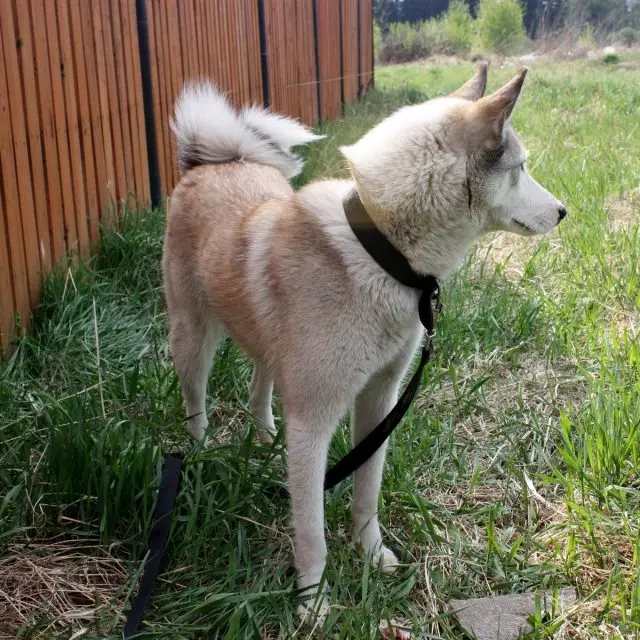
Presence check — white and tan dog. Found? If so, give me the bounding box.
[163,65,566,619]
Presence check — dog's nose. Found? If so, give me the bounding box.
[558,206,567,221]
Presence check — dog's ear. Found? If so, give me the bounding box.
[467,68,528,149]
[451,63,488,101]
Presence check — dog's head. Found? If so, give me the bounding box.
[341,65,566,253]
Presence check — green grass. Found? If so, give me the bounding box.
[2,56,640,638]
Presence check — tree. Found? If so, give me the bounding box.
[402,0,450,22]
[477,0,526,52]
[568,0,630,31]
[373,0,402,31]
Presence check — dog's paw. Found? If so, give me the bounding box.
[296,595,330,625]
[372,545,400,574]
[187,421,210,447]
[258,427,277,445]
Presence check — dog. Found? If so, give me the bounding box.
[162,64,566,620]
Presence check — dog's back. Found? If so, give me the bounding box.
[163,84,323,366]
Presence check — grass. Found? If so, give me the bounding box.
[1,55,640,638]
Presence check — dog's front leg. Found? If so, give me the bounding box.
[352,332,420,572]
[286,415,333,622]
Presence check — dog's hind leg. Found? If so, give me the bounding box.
[249,362,277,444]
[351,329,421,572]
[170,310,224,443]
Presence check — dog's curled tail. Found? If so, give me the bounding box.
[171,81,324,179]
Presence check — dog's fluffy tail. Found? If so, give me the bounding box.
[171,81,324,179]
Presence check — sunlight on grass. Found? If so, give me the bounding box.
[1,57,639,638]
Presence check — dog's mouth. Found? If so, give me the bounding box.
[513,219,536,234]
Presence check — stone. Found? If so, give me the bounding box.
[449,588,577,640]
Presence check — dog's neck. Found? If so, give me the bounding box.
[345,188,479,281]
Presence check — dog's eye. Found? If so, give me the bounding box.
[520,163,525,172]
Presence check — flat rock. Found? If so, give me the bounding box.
[449,588,577,640]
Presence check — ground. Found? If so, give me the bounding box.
[1,54,639,639]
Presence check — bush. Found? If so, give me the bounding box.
[618,27,638,47]
[603,50,620,64]
[378,22,433,63]
[419,19,443,53]
[375,2,476,64]
[578,23,597,48]
[443,0,474,53]
[374,22,382,58]
[476,0,525,54]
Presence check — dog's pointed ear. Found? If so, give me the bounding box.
[451,63,488,101]
[467,67,527,149]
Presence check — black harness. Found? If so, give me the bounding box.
[124,188,440,636]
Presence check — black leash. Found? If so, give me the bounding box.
[324,188,440,489]
[123,188,439,634]
[123,454,182,638]
[324,332,434,489]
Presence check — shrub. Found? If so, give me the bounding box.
[378,22,432,63]
[374,22,382,58]
[603,50,620,64]
[618,27,638,47]
[443,0,475,53]
[420,19,443,54]
[476,0,525,54]
[578,23,597,48]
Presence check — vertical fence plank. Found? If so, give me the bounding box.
[109,0,137,204]
[68,0,100,247]
[78,0,109,226]
[13,0,52,273]
[218,1,232,96]
[119,0,146,203]
[147,0,168,194]
[90,0,118,217]
[45,0,80,254]
[1,0,41,307]
[128,0,151,203]
[298,0,317,125]
[57,0,91,257]
[359,0,373,92]
[342,0,359,105]
[232,0,249,105]
[316,0,341,121]
[0,13,31,326]
[99,0,128,215]
[245,0,263,105]
[196,0,207,80]
[166,0,183,188]
[0,195,15,349]
[30,0,67,263]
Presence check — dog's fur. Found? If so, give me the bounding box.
[163,66,566,619]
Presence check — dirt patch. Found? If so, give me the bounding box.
[532,506,639,639]
[605,188,640,231]
[0,538,127,639]
[474,231,562,282]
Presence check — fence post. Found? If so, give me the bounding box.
[257,0,270,108]
[339,0,345,111]
[135,0,162,209]
[312,0,321,120]
[370,0,375,89]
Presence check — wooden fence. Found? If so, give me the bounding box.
[0,0,373,351]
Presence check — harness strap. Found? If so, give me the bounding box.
[323,188,440,490]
